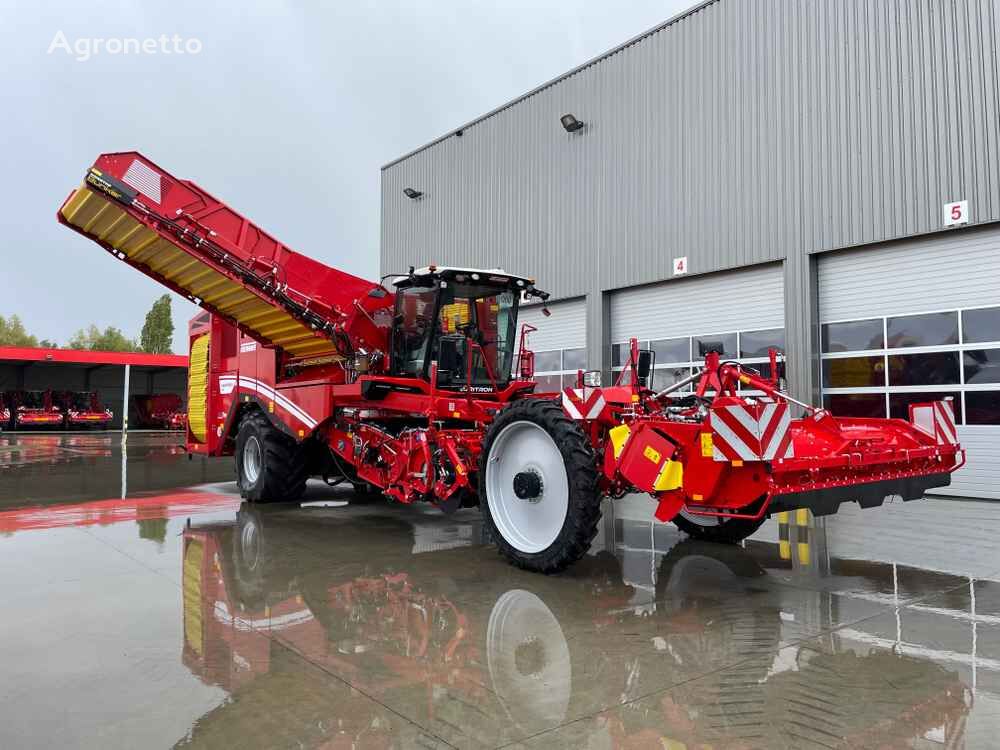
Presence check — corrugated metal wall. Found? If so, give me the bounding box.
[609,263,784,342]
[382,0,1000,302]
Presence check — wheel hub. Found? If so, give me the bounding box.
[512,470,543,501]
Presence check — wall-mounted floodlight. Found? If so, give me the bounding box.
[403,187,424,200]
[560,113,585,133]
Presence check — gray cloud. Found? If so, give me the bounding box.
[1,0,692,353]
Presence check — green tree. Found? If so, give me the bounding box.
[0,314,39,347]
[140,294,174,354]
[68,324,137,352]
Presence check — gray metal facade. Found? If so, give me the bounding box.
[381,0,1000,407]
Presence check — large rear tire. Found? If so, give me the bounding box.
[672,505,766,544]
[479,399,600,574]
[235,411,309,503]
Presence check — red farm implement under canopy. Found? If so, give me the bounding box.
[58,151,963,573]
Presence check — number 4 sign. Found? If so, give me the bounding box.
[672,256,688,276]
[943,200,969,227]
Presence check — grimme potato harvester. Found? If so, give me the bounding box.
[58,152,964,572]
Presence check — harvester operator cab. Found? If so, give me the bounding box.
[391,267,548,391]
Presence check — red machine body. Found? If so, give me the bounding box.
[586,346,963,524]
[133,394,186,430]
[58,152,548,511]
[54,391,113,429]
[58,151,963,572]
[6,390,64,428]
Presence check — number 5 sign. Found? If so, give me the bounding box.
[943,199,969,227]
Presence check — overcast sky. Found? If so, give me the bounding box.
[1,1,693,353]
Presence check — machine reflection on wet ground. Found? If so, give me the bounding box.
[0,435,997,748]
[0,432,231,506]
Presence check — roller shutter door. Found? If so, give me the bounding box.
[610,264,784,342]
[609,264,785,390]
[818,224,1000,499]
[519,298,586,351]
[519,298,587,391]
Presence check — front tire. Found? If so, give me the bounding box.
[235,411,308,503]
[479,399,600,574]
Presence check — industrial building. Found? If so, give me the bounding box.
[381,0,1000,498]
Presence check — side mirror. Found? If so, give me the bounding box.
[636,349,653,387]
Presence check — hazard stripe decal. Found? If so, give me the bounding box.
[934,401,957,444]
[710,400,794,462]
[561,388,607,421]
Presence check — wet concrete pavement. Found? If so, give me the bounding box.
[0,432,997,748]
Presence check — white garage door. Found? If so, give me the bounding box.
[610,264,785,390]
[519,298,586,391]
[818,224,1000,499]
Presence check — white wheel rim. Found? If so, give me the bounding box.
[240,518,261,571]
[243,436,262,485]
[486,589,571,731]
[485,420,569,554]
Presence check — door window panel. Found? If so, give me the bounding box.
[562,348,587,371]
[963,307,1000,344]
[823,356,885,388]
[823,394,886,418]
[886,311,959,348]
[964,349,1000,384]
[888,352,960,386]
[650,337,690,364]
[822,319,883,352]
[966,391,1000,425]
[739,328,785,357]
[653,367,692,390]
[533,351,561,372]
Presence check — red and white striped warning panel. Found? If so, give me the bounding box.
[561,388,608,421]
[709,400,794,462]
[909,400,958,445]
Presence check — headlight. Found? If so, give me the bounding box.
[582,370,602,388]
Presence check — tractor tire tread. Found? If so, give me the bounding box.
[236,411,308,503]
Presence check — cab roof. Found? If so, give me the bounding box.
[393,266,534,289]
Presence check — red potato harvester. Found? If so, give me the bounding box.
[7,390,65,428]
[55,391,113,429]
[57,152,963,573]
[133,393,186,429]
